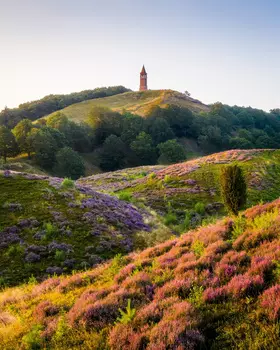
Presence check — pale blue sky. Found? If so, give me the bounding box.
[0,0,279,111]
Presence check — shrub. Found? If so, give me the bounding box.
[194,202,205,215]
[191,240,205,257]
[61,177,75,189]
[115,299,136,325]
[21,324,43,350]
[118,191,133,202]
[260,284,280,320]
[220,165,247,215]
[164,212,178,226]
[55,250,66,262]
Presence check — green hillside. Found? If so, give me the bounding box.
[0,172,171,286]
[79,149,280,229]
[43,90,210,122]
[1,198,280,349]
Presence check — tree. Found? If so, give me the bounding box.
[145,117,174,144]
[99,135,127,171]
[12,119,33,157]
[220,165,247,215]
[0,126,18,162]
[157,139,186,164]
[87,106,124,145]
[120,113,144,145]
[53,147,85,179]
[130,132,157,165]
[33,128,60,169]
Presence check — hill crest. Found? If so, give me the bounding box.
[43,89,210,122]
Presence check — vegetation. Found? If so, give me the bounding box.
[3,89,280,176]
[0,172,159,286]
[53,147,85,180]
[0,86,129,128]
[1,199,280,348]
[0,126,18,162]
[220,165,247,215]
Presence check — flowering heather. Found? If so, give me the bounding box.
[2,180,280,348]
[260,285,280,320]
[0,172,153,285]
[203,287,227,303]
[226,274,264,298]
[155,279,192,300]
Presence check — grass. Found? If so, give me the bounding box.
[42,90,210,122]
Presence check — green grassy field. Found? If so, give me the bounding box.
[42,90,210,122]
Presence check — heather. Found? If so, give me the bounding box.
[1,199,280,348]
[0,171,159,286]
[79,149,280,231]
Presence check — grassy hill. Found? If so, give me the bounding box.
[0,171,172,287]
[0,198,280,349]
[79,149,280,229]
[43,90,210,123]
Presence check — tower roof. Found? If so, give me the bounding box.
[140,65,147,74]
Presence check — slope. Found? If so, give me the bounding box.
[1,199,280,349]
[0,171,168,286]
[43,90,210,123]
[93,149,280,220]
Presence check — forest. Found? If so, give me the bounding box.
[1,92,280,179]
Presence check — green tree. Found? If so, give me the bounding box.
[12,119,33,157]
[120,113,144,145]
[220,165,247,215]
[229,137,254,149]
[100,135,127,171]
[0,126,18,162]
[145,117,174,144]
[53,147,85,179]
[33,127,61,169]
[130,132,157,165]
[87,106,124,144]
[157,139,186,164]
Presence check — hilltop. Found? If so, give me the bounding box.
[0,171,172,286]
[43,90,210,123]
[0,198,279,349]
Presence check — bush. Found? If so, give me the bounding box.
[220,165,247,215]
[194,202,205,215]
[118,191,132,202]
[164,212,178,226]
[61,178,75,189]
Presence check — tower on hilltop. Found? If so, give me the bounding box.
[139,65,147,91]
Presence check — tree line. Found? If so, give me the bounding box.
[1,97,280,179]
[0,86,129,129]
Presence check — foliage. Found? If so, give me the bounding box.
[220,165,247,215]
[12,119,33,157]
[61,177,75,189]
[1,199,280,348]
[130,132,157,165]
[99,135,127,171]
[157,139,186,164]
[54,147,85,179]
[115,299,136,325]
[0,86,130,128]
[0,126,18,162]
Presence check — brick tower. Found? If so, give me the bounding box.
[139,65,147,91]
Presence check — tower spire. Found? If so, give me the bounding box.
[139,65,147,91]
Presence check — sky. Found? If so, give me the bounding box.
[0,0,280,112]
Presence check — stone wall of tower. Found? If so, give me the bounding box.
[140,73,147,91]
